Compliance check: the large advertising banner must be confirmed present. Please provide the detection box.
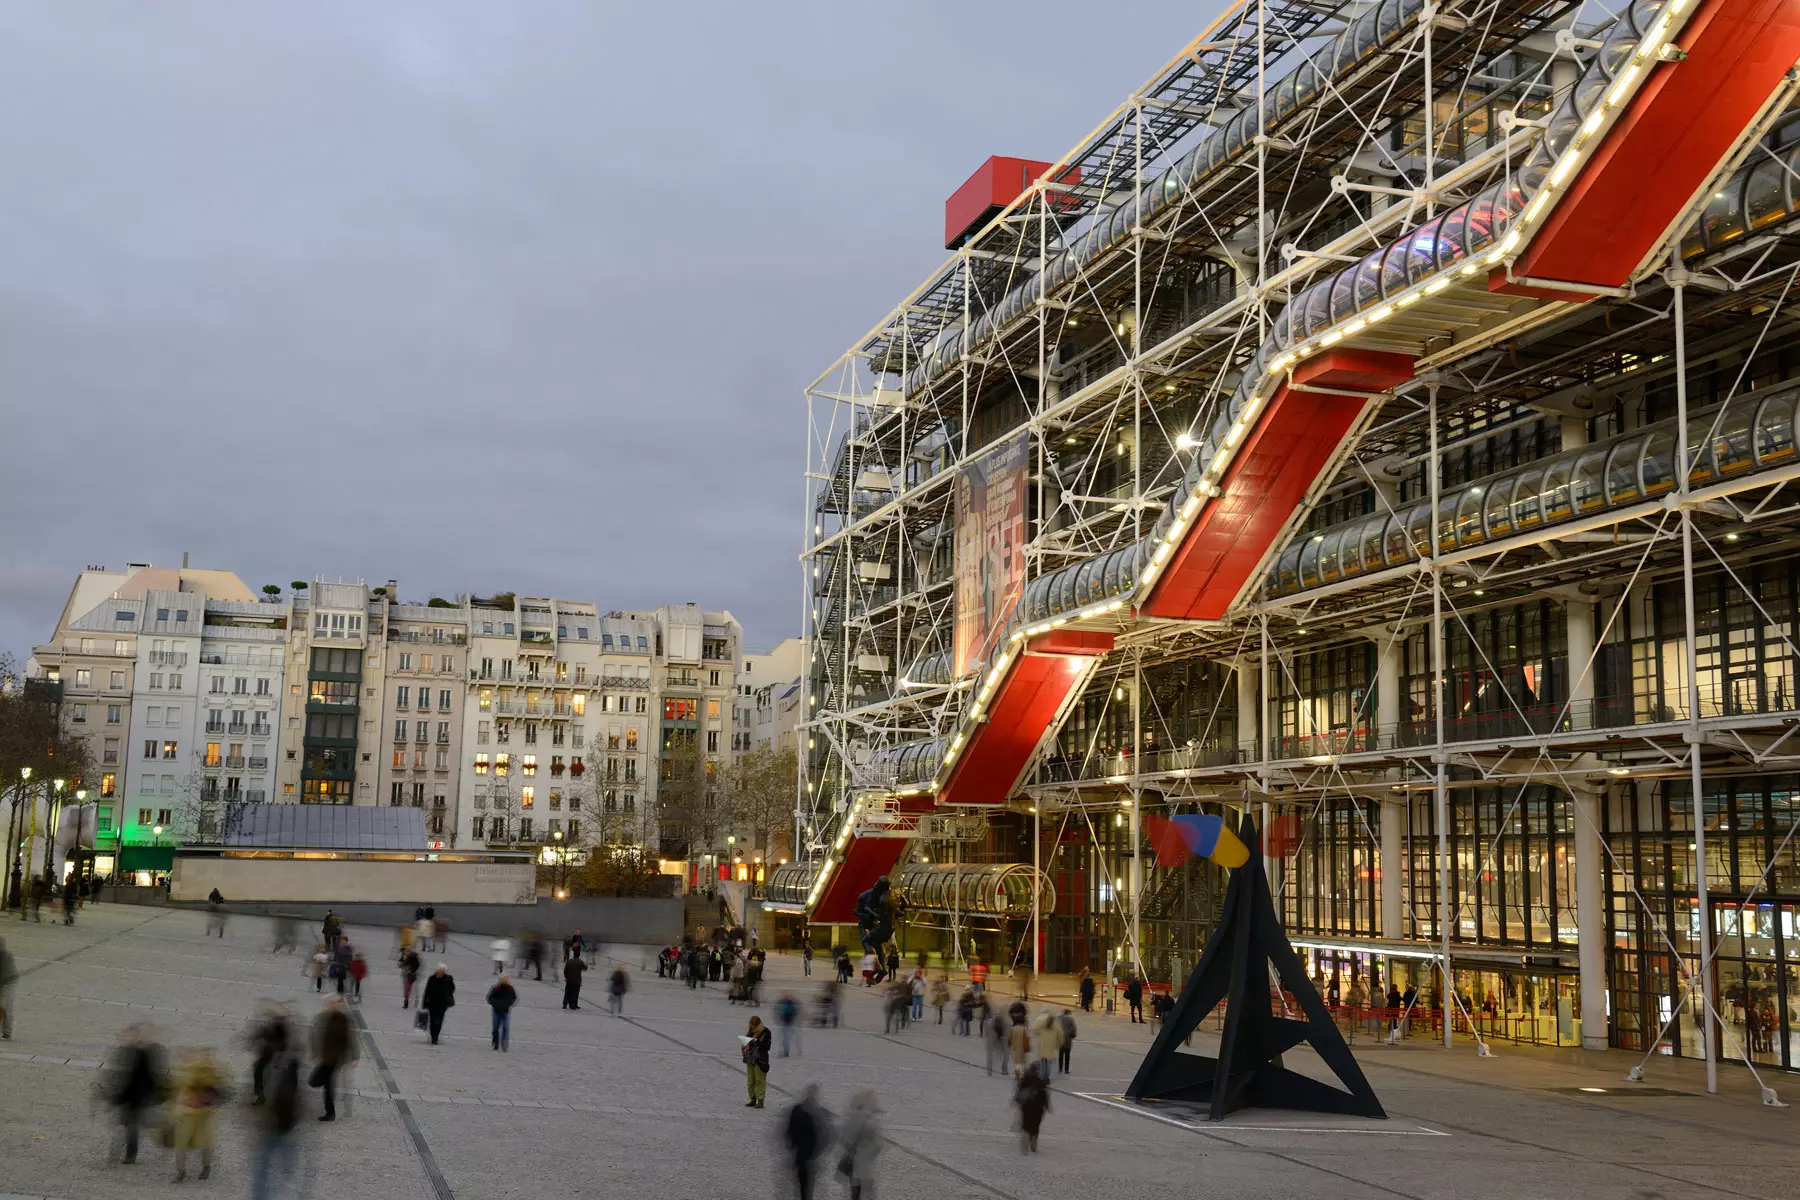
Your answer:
[953,433,1029,678]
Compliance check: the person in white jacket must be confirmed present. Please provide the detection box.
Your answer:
[489,936,511,975]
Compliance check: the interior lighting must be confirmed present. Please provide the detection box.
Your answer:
[1367,305,1394,324]
[1175,431,1198,449]
[1270,352,1295,372]
[1397,291,1421,307]
[1608,766,1631,776]
[1343,318,1367,336]
[1725,532,1741,542]
[1163,383,1177,393]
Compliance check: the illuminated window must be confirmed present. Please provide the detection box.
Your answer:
[572,693,586,715]
[393,749,406,769]
[204,742,221,767]
[522,754,537,776]
[475,753,490,775]
[495,753,510,777]
[521,786,535,809]
[479,688,492,711]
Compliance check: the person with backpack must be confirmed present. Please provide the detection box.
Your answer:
[488,974,517,1052]
[1056,1008,1077,1074]
[773,993,801,1057]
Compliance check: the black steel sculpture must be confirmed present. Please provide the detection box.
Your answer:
[1124,814,1385,1120]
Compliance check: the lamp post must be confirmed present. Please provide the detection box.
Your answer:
[5,767,29,910]
[71,788,88,892]
[551,828,568,897]
[39,778,65,886]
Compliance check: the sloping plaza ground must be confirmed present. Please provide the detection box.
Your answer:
[2,904,1796,1200]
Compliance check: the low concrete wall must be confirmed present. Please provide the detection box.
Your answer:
[136,893,682,948]
[170,857,536,907]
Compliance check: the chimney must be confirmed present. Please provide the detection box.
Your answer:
[182,551,189,568]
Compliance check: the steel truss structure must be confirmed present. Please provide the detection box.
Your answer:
[801,0,1800,1092]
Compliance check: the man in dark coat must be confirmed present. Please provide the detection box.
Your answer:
[563,951,585,1009]
[422,964,456,1045]
[109,1024,164,1164]
[312,996,354,1121]
[488,975,517,1051]
[782,1084,829,1200]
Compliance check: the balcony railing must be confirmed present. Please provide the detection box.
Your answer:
[224,755,245,769]
[149,651,187,666]
[205,722,225,734]
[247,756,268,771]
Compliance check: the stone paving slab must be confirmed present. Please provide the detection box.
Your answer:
[2,905,1797,1200]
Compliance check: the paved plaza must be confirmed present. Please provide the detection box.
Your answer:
[3,905,1797,1199]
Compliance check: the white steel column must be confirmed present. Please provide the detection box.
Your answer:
[1380,792,1405,941]
[1237,657,1260,759]
[1374,627,1401,749]
[1572,782,1609,1050]
[1429,384,1452,1048]
[1566,596,1596,731]
[1032,799,1042,978]
[1671,260,1718,1093]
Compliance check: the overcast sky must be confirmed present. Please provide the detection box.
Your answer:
[0,1,1204,658]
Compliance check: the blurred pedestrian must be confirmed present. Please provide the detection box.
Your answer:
[332,938,353,994]
[0,936,17,1039]
[1032,1011,1061,1080]
[311,995,354,1121]
[909,969,926,1022]
[489,935,510,976]
[171,1046,226,1181]
[955,988,974,1036]
[321,910,342,953]
[984,1007,1008,1076]
[422,964,455,1044]
[1014,1063,1050,1152]
[400,946,422,1009]
[307,944,328,992]
[801,938,814,978]
[741,1015,772,1108]
[417,912,435,954]
[272,914,299,955]
[1078,969,1095,1013]
[930,973,951,1024]
[248,1045,302,1200]
[348,952,368,1002]
[607,965,629,1015]
[205,889,226,937]
[1056,1009,1076,1074]
[838,1090,882,1198]
[488,974,516,1052]
[782,1083,829,1200]
[774,993,800,1057]
[106,1023,164,1165]
[246,1002,291,1105]
[62,881,78,925]
[563,951,585,1009]
[1008,1012,1032,1079]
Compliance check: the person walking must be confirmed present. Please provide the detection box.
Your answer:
[1014,1063,1051,1153]
[171,1046,226,1181]
[801,938,813,978]
[307,944,328,992]
[487,974,517,1052]
[321,910,342,954]
[422,963,456,1045]
[489,935,510,976]
[107,1024,164,1165]
[838,1090,882,1199]
[955,988,974,1036]
[348,952,368,1002]
[885,949,901,987]
[930,973,951,1024]
[247,1003,291,1105]
[0,936,17,1039]
[985,1006,1009,1076]
[1124,976,1144,1024]
[782,1083,829,1200]
[563,950,585,1010]
[741,1015,772,1108]
[1078,969,1096,1013]
[332,938,353,995]
[311,996,354,1121]
[774,993,800,1057]
[248,1045,302,1200]
[607,966,629,1015]
[417,912,435,954]
[272,913,299,955]
[1008,1010,1032,1079]
[909,969,926,1022]
[1032,1011,1061,1080]
[400,946,422,1009]
[1056,1009,1076,1075]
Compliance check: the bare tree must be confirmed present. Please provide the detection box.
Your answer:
[721,746,798,862]
[653,731,717,860]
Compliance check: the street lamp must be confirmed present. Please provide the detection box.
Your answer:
[5,767,29,909]
[72,789,88,892]
[39,778,65,886]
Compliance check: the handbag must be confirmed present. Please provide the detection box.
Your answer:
[415,1009,430,1031]
[307,1064,328,1088]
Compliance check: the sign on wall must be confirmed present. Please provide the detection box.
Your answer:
[953,433,1029,678]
